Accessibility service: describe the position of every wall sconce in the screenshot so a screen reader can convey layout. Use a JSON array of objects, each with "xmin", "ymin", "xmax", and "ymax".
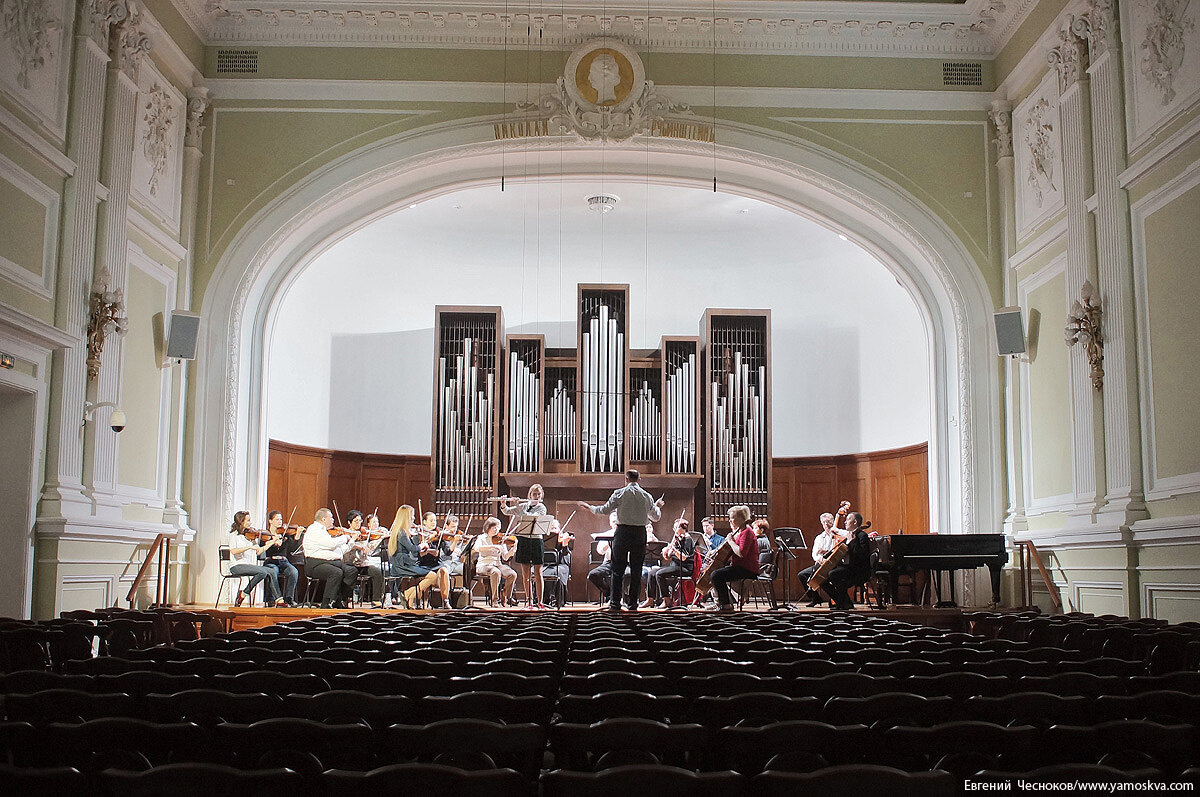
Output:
[
  {"xmin": 1064, "ymin": 278, "xmax": 1104, "ymax": 391},
  {"xmin": 86, "ymin": 267, "xmax": 128, "ymax": 381}
]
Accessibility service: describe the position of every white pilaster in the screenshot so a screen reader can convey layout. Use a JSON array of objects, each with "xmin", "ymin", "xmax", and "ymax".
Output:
[
  {"xmin": 992, "ymin": 100, "xmax": 1028, "ymax": 536},
  {"xmin": 39, "ymin": 1, "xmax": 116, "ymax": 524},
  {"xmin": 86, "ymin": 1, "xmax": 151, "ymax": 507},
  {"xmin": 1075, "ymin": 0, "xmax": 1149, "ymax": 527},
  {"xmin": 162, "ymin": 87, "xmax": 208, "ymax": 545},
  {"xmin": 1048, "ymin": 20, "xmax": 1107, "ymax": 522}
]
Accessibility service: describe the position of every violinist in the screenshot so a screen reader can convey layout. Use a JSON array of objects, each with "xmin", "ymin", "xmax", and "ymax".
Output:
[
  {"xmin": 344, "ymin": 510, "xmax": 386, "ymax": 607},
  {"xmin": 501, "ymin": 483, "xmax": 548, "ymax": 610},
  {"xmin": 417, "ymin": 511, "xmax": 441, "ymax": 570},
  {"xmin": 261, "ymin": 509, "xmax": 300, "ymax": 607},
  {"xmin": 819, "ymin": 510, "xmax": 872, "ymax": 611},
  {"xmin": 388, "ymin": 504, "xmax": 448, "ymax": 609},
  {"xmin": 798, "ymin": 511, "xmax": 839, "ymax": 608},
  {"xmin": 474, "ymin": 517, "xmax": 516, "ymax": 607},
  {"xmin": 690, "ymin": 517, "xmax": 725, "ymax": 607},
  {"xmin": 642, "ymin": 518, "xmax": 696, "ymax": 609},
  {"xmin": 435, "ymin": 514, "xmax": 469, "ymax": 586},
  {"xmin": 227, "ymin": 511, "xmax": 284, "ymax": 607},
  {"xmin": 547, "ymin": 517, "xmax": 574, "ymax": 608},
  {"xmin": 301, "ymin": 508, "xmax": 358, "ymax": 609}
]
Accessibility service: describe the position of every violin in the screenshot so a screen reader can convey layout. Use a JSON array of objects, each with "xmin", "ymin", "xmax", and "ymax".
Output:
[{"xmin": 240, "ymin": 528, "xmax": 277, "ymax": 543}]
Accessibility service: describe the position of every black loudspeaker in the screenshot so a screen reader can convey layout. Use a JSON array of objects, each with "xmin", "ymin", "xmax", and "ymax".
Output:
[
  {"xmin": 994, "ymin": 307, "xmax": 1026, "ymax": 356},
  {"xmin": 165, "ymin": 310, "xmax": 200, "ymax": 360}
]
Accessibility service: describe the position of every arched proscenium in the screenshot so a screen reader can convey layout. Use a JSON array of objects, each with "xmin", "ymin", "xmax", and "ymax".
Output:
[{"xmin": 191, "ymin": 117, "xmax": 1001, "ymax": 601}]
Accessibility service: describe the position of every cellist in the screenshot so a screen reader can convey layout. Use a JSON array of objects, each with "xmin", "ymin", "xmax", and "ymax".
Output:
[
  {"xmin": 819, "ymin": 510, "xmax": 872, "ymax": 610},
  {"xmin": 798, "ymin": 506, "xmax": 844, "ymax": 607}
]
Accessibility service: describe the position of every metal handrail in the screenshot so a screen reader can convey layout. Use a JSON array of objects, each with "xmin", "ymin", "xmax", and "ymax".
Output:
[{"xmin": 1015, "ymin": 539, "xmax": 1063, "ymax": 614}]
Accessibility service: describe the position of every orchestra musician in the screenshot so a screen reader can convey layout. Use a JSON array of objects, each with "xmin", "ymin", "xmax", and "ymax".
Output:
[
  {"xmin": 344, "ymin": 510, "xmax": 386, "ymax": 608},
  {"xmin": 301, "ymin": 508, "xmax": 359, "ymax": 609},
  {"xmin": 690, "ymin": 516, "xmax": 726, "ymax": 607},
  {"xmin": 798, "ymin": 512, "xmax": 839, "ymax": 607},
  {"xmin": 642, "ymin": 518, "xmax": 696, "ymax": 609},
  {"xmin": 474, "ymin": 517, "xmax": 517, "ymax": 607},
  {"xmin": 261, "ymin": 509, "xmax": 300, "ymax": 607},
  {"xmin": 387, "ymin": 504, "xmax": 447, "ymax": 609},
  {"xmin": 548, "ymin": 518, "xmax": 573, "ymax": 608},
  {"xmin": 708, "ymin": 505, "xmax": 760, "ymax": 613},
  {"xmin": 586, "ymin": 512, "xmax": 618, "ymax": 603},
  {"xmin": 435, "ymin": 514, "xmax": 469, "ymax": 587},
  {"xmin": 583, "ymin": 469, "xmax": 664, "ymax": 613},
  {"xmin": 501, "ymin": 483, "xmax": 548, "ymax": 610},
  {"xmin": 819, "ymin": 511, "xmax": 872, "ymax": 611},
  {"xmin": 227, "ymin": 511, "xmax": 285, "ymax": 607}
]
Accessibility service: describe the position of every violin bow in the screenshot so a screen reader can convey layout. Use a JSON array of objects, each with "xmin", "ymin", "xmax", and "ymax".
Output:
[
  {"xmin": 560, "ymin": 510, "xmax": 577, "ymax": 532},
  {"xmin": 285, "ymin": 506, "xmax": 297, "ymax": 528},
  {"xmin": 332, "ymin": 500, "xmax": 344, "ymax": 530}
]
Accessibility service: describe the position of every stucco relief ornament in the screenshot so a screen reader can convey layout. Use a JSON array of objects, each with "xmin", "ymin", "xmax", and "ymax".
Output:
[
  {"xmin": 1138, "ymin": 0, "xmax": 1194, "ymax": 103},
  {"xmin": 1022, "ymin": 98, "xmax": 1057, "ymax": 207},
  {"xmin": 142, "ymin": 84, "xmax": 174, "ymax": 195},
  {"xmin": 185, "ymin": 88, "xmax": 210, "ymax": 150},
  {"xmin": 517, "ymin": 37, "xmax": 695, "ymax": 142},
  {"xmin": 1047, "ymin": 19, "xmax": 1089, "ymax": 89},
  {"xmin": 0, "ymin": 0, "xmax": 61, "ymax": 89},
  {"xmin": 1072, "ymin": 0, "xmax": 1119, "ymax": 57},
  {"xmin": 988, "ymin": 100, "xmax": 1013, "ymax": 159},
  {"xmin": 109, "ymin": 0, "xmax": 151, "ymax": 74}
]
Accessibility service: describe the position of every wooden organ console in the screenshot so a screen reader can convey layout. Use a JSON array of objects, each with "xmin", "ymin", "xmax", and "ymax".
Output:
[{"xmin": 431, "ymin": 289, "xmax": 771, "ymax": 527}]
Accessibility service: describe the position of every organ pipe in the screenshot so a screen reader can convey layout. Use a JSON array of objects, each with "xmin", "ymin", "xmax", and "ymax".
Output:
[{"xmin": 580, "ymin": 295, "xmax": 625, "ymax": 473}]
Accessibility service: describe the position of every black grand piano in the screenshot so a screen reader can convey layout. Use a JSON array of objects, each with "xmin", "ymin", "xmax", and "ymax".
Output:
[{"xmin": 882, "ymin": 533, "xmax": 1007, "ymax": 607}]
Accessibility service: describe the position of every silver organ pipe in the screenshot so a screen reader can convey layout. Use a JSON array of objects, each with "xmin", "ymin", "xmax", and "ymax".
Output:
[
  {"xmin": 544, "ymin": 376, "xmax": 576, "ymax": 462},
  {"xmin": 581, "ymin": 299, "xmax": 625, "ymax": 472},
  {"xmin": 505, "ymin": 341, "xmax": 541, "ymax": 472},
  {"xmin": 629, "ymin": 375, "xmax": 660, "ymax": 462},
  {"xmin": 664, "ymin": 345, "xmax": 696, "ymax": 473}
]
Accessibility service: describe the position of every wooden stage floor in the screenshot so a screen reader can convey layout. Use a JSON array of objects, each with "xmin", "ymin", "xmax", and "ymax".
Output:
[{"xmin": 185, "ymin": 602, "xmax": 972, "ymax": 632}]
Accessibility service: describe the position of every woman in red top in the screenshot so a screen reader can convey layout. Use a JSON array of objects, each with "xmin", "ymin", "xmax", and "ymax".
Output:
[{"xmin": 710, "ymin": 505, "xmax": 760, "ymax": 612}]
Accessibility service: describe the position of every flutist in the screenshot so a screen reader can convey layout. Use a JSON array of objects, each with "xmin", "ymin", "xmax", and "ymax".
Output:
[
  {"xmin": 582, "ymin": 469, "xmax": 663, "ymax": 612},
  {"xmin": 501, "ymin": 483, "xmax": 548, "ymax": 610}
]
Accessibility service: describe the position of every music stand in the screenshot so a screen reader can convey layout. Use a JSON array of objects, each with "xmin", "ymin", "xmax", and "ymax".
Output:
[
  {"xmin": 511, "ymin": 515, "xmax": 556, "ymax": 538},
  {"xmin": 772, "ymin": 527, "xmax": 807, "ymax": 611}
]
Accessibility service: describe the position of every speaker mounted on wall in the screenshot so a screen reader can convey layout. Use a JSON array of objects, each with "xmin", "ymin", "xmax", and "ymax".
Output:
[
  {"xmin": 165, "ymin": 310, "xmax": 200, "ymax": 361},
  {"xmin": 993, "ymin": 306, "xmax": 1026, "ymax": 356}
]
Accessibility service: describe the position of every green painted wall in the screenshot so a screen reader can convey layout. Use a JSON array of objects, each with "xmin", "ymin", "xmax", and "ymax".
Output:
[
  {"xmin": 1142, "ymin": 181, "xmax": 1200, "ymax": 482},
  {"xmin": 1026, "ymin": 270, "xmax": 1073, "ymax": 502},
  {"xmin": 117, "ymin": 264, "xmax": 167, "ymax": 492}
]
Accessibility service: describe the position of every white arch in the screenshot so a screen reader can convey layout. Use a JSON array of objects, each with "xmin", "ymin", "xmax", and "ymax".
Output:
[{"xmin": 191, "ymin": 115, "xmax": 1002, "ymax": 601}]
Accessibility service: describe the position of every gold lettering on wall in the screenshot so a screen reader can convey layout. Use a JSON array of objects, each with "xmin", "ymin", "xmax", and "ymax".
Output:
[{"xmin": 492, "ymin": 119, "xmax": 715, "ymax": 143}]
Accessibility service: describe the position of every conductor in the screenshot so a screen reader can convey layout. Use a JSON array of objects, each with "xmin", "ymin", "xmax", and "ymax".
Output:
[{"xmin": 583, "ymin": 469, "xmax": 664, "ymax": 612}]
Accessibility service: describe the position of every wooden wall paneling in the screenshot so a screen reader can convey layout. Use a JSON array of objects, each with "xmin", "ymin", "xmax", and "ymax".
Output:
[
  {"xmin": 901, "ymin": 451, "xmax": 930, "ymax": 533},
  {"xmin": 870, "ymin": 456, "xmax": 903, "ymax": 535},
  {"xmin": 266, "ymin": 448, "xmax": 288, "ymax": 521},
  {"xmin": 326, "ymin": 455, "xmax": 361, "ymax": 521},
  {"xmin": 284, "ymin": 449, "xmax": 326, "ymax": 527},
  {"xmin": 360, "ymin": 462, "xmax": 403, "ymax": 519}
]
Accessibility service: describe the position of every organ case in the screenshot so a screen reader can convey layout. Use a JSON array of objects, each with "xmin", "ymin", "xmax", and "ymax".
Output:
[
  {"xmin": 431, "ymin": 306, "xmax": 502, "ymax": 522},
  {"xmin": 703, "ymin": 309, "xmax": 771, "ymax": 519}
]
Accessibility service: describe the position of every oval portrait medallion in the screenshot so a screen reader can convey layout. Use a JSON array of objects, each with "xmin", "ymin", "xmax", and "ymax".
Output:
[{"xmin": 563, "ymin": 38, "xmax": 646, "ymax": 114}]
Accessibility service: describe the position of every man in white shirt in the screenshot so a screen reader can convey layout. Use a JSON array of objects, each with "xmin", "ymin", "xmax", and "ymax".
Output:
[
  {"xmin": 301, "ymin": 508, "xmax": 358, "ymax": 608},
  {"xmin": 799, "ymin": 512, "xmax": 838, "ymax": 607},
  {"xmin": 583, "ymin": 470, "xmax": 664, "ymax": 612}
]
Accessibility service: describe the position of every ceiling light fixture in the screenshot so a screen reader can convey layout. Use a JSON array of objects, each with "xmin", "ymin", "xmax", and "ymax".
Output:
[{"xmin": 586, "ymin": 194, "xmax": 620, "ymax": 214}]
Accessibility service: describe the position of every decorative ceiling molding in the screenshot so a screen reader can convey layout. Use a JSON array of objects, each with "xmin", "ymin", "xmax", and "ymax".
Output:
[{"xmin": 174, "ymin": 0, "xmax": 1042, "ymax": 57}]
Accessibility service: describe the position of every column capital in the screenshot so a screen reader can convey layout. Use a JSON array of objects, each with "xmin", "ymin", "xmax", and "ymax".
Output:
[
  {"xmin": 988, "ymin": 99, "xmax": 1014, "ymax": 160},
  {"xmin": 107, "ymin": 0, "xmax": 151, "ymax": 78},
  {"xmin": 184, "ymin": 86, "xmax": 211, "ymax": 150},
  {"xmin": 1073, "ymin": 0, "xmax": 1120, "ymax": 60},
  {"xmin": 1047, "ymin": 18, "xmax": 1090, "ymax": 91},
  {"xmin": 82, "ymin": 0, "xmax": 121, "ymax": 46}
]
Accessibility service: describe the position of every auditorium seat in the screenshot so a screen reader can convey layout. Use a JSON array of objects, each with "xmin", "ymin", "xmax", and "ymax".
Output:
[
  {"xmin": 100, "ymin": 764, "xmax": 303, "ymax": 796},
  {"xmin": 752, "ymin": 764, "xmax": 958, "ymax": 797},
  {"xmin": 550, "ymin": 719, "xmax": 707, "ymax": 771},
  {"xmin": 540, "ymin": 764, "xmax": 744, "ymax": 797}
]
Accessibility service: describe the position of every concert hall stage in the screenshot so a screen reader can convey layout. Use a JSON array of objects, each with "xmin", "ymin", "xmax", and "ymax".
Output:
[{"xmin": 189, "ymin": 603, "xmax": 972, "ymax": 633}]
